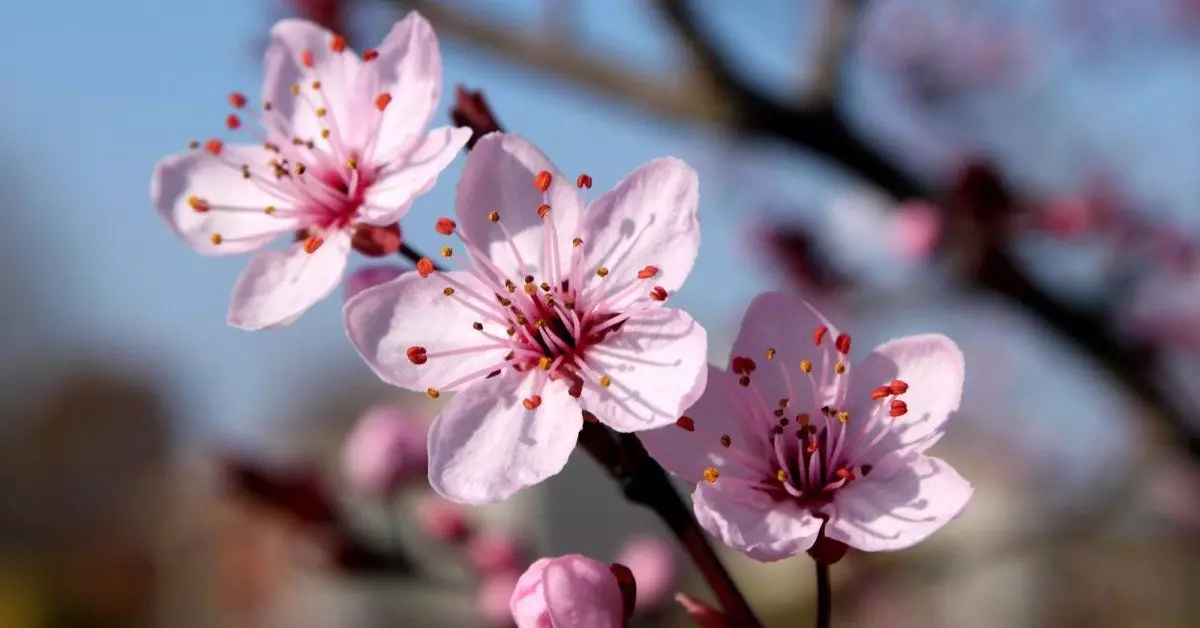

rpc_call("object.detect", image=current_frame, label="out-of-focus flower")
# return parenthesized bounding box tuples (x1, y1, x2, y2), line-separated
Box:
(477, 572, 521, 627)
(1148, 459, 1200, 530)
(614, 536, 675, 613)
(891, 200, 943, 260)
(286, 0, 347, 35)
(415, 494, 471, 543)
(153, 13, 469, 330)
(641, 291, 972, 562)
(510, 555, 629, 628)
(340, 405, 427, 495)
(467, 531, 523, 576)
(343, 265, 405, 302)
(345, 133, 708, 505)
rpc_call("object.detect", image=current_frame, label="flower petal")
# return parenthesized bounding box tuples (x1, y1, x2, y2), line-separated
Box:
(578, 307, 708, 433)
(359, 126, 471, 224)
(544, 555, 625, 628)
(692, 480, 823, 562)
(427, 372, 583, 505)
(262, 19, 362, 146)
(578, 157, 700, 295)
(729, 291, 842, 410)
(824, 454, 972, 552)
(639, 367, 773, 484)
(152, 146, 297, 255)
(844, 333, 964, 459)
(455, 133, 584, 279)
(510, 558, 553, 628)
(343, 270, 511, 393)
(363, 12, 444, 162)
(227, 231, 351, 330)
(342, 265, 405, 303)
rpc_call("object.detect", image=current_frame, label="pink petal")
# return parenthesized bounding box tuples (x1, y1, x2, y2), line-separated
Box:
(638, 367, 770, 485)
(455, 133, 584, 279)
(340, 405, 427, 495)
(844, 334, 964, 460)
(511, 557, 554, 628)
(825, 454, 972, 552)
(543, 555, 625, 628)
(577, 307, 708, 432)
(890, 200, 942, 260)
(729, 291, 841, 408)
(478, 572, 522, 627)
(343, 270, 511, 393)
(262, 19, 361, 145)
(152, 146, 297, 255)
(427, 372, 584, 505)
(359, 126, 471, 224)
(227, 231, 351, 330)
(362, 12, 444, 162)
(692, 480, 823, 562)
(614, 536, 676, 613)
(342, 265, 404, 302)
(578, 157, 700, 294)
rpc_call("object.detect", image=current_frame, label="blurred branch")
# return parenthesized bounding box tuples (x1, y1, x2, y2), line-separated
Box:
(806, 0, 862, 104)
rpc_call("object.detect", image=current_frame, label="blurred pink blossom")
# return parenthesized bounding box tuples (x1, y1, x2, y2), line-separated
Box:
(891, 200, 943, 260)
(343, 265, 405, 302)
(615, 536, 676, 613)
(510, 555, 626, 628)
(477, 571, 520, 627)
(467, 531, 523, 576)
(341, 405, 427, 495)
(415, 494, 471, 544)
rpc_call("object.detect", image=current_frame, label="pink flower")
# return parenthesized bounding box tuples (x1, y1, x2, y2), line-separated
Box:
(890, 200, 942, 260)
(477, 572, 521, 627)
(344, 133, 707, 504)
(641, 291, 972, 561)
(340, 405, 427, 494)
(467, 530, 523, 575)
(152, 13, 469, 330)
(510, 555, 627, 628)
(415, 494, 471, 543)
(614, 536, 675, 613)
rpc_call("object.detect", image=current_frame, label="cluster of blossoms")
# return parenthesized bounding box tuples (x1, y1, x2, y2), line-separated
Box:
(153, 12, 971, 627)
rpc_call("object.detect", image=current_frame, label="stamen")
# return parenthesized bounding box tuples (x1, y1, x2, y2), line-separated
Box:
(765, 348, 776, 360)
(407, 346, 428, 365)
(303, 235, 324, 254)
(225, 114, 241, 129)
(720, 434, 732, 448)
(330, 34, 346, 53)
(889, 379, 909, 394)
(837, 411, 849, 424)
(800, 359, 813, 373)
(576, 174, 593, 189)
(871, 386, 890, 400)
(488, 210, 500, 222)
(534, 170, 552, 192)
(537, 204, 551, 219)
(204, 139, 223, 155)
(210, 234, 223, 245)
(599, 375, 612, 388)
(834, 363, 846, 374)
(375, 93, 392, 111)
(187, 195, 210, 212)
(441, 246, 454, 258)
(300, 49, 314, 68)
(649, 286, 668, 301)
(472, 322, 484, 331)
(890, 400, 908, 417)
(835, 333, 852, 354)
(638, 266, 659, 279)
(703, 467, 720, 483)
(572, 237, 583, 247)
(363, 49, 379, 61)
(443, 288, 455, 296)
(522, 395, 543, 410)
(427, 388, 440, 399)
(676, 416, 696, 431)
(417, 258, 435, 278)
(596, 267, 609, 278)
(731, 357, 757, 375)
(436, 218, 456, 235)
(813, 325, 829, 346)
(776, 469, 789, 483)
(229, 92, 247, 108)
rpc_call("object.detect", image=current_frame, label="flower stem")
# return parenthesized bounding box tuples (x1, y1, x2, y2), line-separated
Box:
(815, 561, 832, 628)
(578, 422, 763, 628)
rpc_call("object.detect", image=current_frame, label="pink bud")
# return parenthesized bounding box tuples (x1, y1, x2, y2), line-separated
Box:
(1036, 196, 1094, 240)
(615, 536, 676, 613)
(415, 494, 471, 544)
(890, 200, 943, 260)
(343, 265, 404, 302)
(477, 572, 520, 627)
(468, 530, 523, 575)
(341, 405, 427, 495)
(510, 555, 625, 628)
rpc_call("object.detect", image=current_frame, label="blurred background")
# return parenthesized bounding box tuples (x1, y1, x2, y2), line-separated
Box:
(2, 0, 1199, 626)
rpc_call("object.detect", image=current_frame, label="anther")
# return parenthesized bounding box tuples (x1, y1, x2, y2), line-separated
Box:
(427, 388, 440, 399)
(836, 468, 856, 482)
(596, 267, 609, 278)
(889, 379, 909, 395)
(406, 346, 428, 365)
(375, 93, 392, 111)
(600, 375, 612, 388)
(290, 84, 300, 96)
(300, 49, 314, 68)
(228, 92, 247, 108)
(806, 440, 821, 454)
(487, 210, 500, 222)
(773, 409, 785, 418)
(187, 195, 210, 212)
(505, 279, 516, 293)
(523, 283, 537, 296)
(330, 34, 346, 53)
(797, 413, 810, 426)
(321, 129, 330, 138)
(417, 258, 435, 278)
(204, 139, 223, 155)
(263, 101, 274, 111)
(738, 375, 751, 387)
(800, 359, 813, 373)
(837, 411, 849, 424)
(779, 398, 789, 408)
(294, 163, 307, 175)
(522, 395, 543, 410)
(210, 233, 223, 245)
(719, 434, 731, 448)
(472, 322, 483, 331)
(524, 275, 534, 284)
(835, 362, 846, 374)
(537, 204, 551, 219)
(638, 266, 659, 279)
(731, 357, 757, 375)
(778, 416, 789, 426)
(649, 286, 668, 301)
(572, 237, 583, 247)
(765, 348, 776, 360)
(539, 282, 550, 292)
(703, 467, 720, 483)
(443, 287, 455, 297)
(538, 356, 552, 371)
(776, 469, 788, 483)
(303, 235, 324, 254)
(889, 400, 908, 417)
(241, 165, 251, 179)
(576, 173, 593, 189)
(835, 333, 852, 355)
(188, 140, 200, 150)
(346, 158, 357, 170)
(871, 386, 890, 400)
(533, 319, 547, 329)
(316, 107, 327, 117)
(441, 246, 453, 258)
(534, 170, 552, 192)
(813, 325, 829, 346)
(676, 416, 695, 432)
(436, 218, 457, 235)
(224, 113, 241, 130)
(363, 49, 379, 61)
(506, 327, 516, 336)
(310, 80, 321, 90)
(772, 425, 785, 436)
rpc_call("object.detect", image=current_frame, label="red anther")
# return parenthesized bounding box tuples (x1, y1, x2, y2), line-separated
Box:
(731, 356, 757, 375)
(835, 467, 856, 482)
(522, 395, 543, 410)
(330, 34, 346, 53)
(374, 92, 392, 111)
(406, 346, 428, 365)
(889, 379, 909, 394)
(576, 173, 593, 189)
(813, 325, 829, 346)
(537, 204, 551, 219)
(187, 195, 209, 212)
(204, 138, 223, 155)
(300, 49, 314, 68)
(675, 416, 695, 431)
(806, 439, 821, 454)
(303, 235, 324, 254)
(363, 49, 379, 61)
(637, 265, 659, 279)
(871, 386, 891, 401)
(889, 400, 908, 417)
(435, 218, 457, 235)
(534, 170, 552, 192)
(228, 92, 247, 109)
(835, 333, 851, 354)
(648, 286, 668, 301)
(225, 114, 241, 130)
(416, 258, 435, 278)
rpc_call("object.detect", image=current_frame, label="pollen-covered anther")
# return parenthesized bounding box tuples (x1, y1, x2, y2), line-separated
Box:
(576, 173, 593, 189)
(363, 49, 379, 61)
(522, 395, 543, 410)
(427, 388, 440, 399)
(506, 327, 516, 336)
(871, 386, 890, 400)
(596, 267, 609, 278)
(440, 246, 453, 259)
(188, 140, 200, 150)
(406, 346, 428, 365)
(890, 400, 908, 417)
(719, 434, 732, 448)
(228, 92, 247, 108)
(835, 333, 852, 355)
(294, 163, 307, 175)
(416, 258, 435, 278)
(778, 398, 789, 408)
(310, 80, 321, 91)
(435, 218, 457, 235)
(225, 114, 241, 129)
(649, 286, 668, 301)
(264, 205, 276, 215)
(210, 234, 223, 245)
(442, 287, 455, 297)
(800, 359, 813, 373)
(676, 416, 695, 432)
(599, 375, 612, 388)
(300, 49, 314, 68)
(536, 204, 551, 219)
(539, 282, 550, 292)
(837, 411, 850, 425)
(523, 283, 538, 296)
(776, 469, 788, 483)
(320, 129, 330, 138)
(813, 325, 829, 346)
(731, 357, 757, 375)
(889, 379, 909, 395)
(315, 107, 328, 117)
(290, 84, 301, 96)
(835, 468, 856, 482)
(504, 279, 517, 293)
(303, 235, 324, 254)
(797, 412, 810, 426)
(806, 440, 821, 454)
(703, 467, 720, 483)
(534, 170, 552, 192)
(472, 322, 483, 331)
(835, 362, 846, 374)
(204, 139, 223, 155)
(187, 195, 210, 212)
(330, 34, 346, 52)
(374, 92, 392, 111)
(738, 375, 751, 387)
(778, 416, 789, 427)
(487, 210, 500, 222)
(572, 237, 583, 247)
(638, 266, 659, 279)
(346, 158, 359, 170)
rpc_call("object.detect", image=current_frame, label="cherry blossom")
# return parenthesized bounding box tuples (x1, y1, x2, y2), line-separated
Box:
(345, 133, 707, 504)
(641, 291, 972, 561)
(510, 555, 627, 628)
(152, 13, 469, 329)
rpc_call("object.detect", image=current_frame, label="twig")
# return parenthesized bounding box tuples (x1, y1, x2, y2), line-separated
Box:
(815, 561, 832, 628)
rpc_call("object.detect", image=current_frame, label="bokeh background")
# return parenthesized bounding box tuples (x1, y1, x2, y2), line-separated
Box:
(2, 0, 1199, 626)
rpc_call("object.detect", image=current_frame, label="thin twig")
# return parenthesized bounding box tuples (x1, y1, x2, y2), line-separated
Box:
(815, 561, 832, 628)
